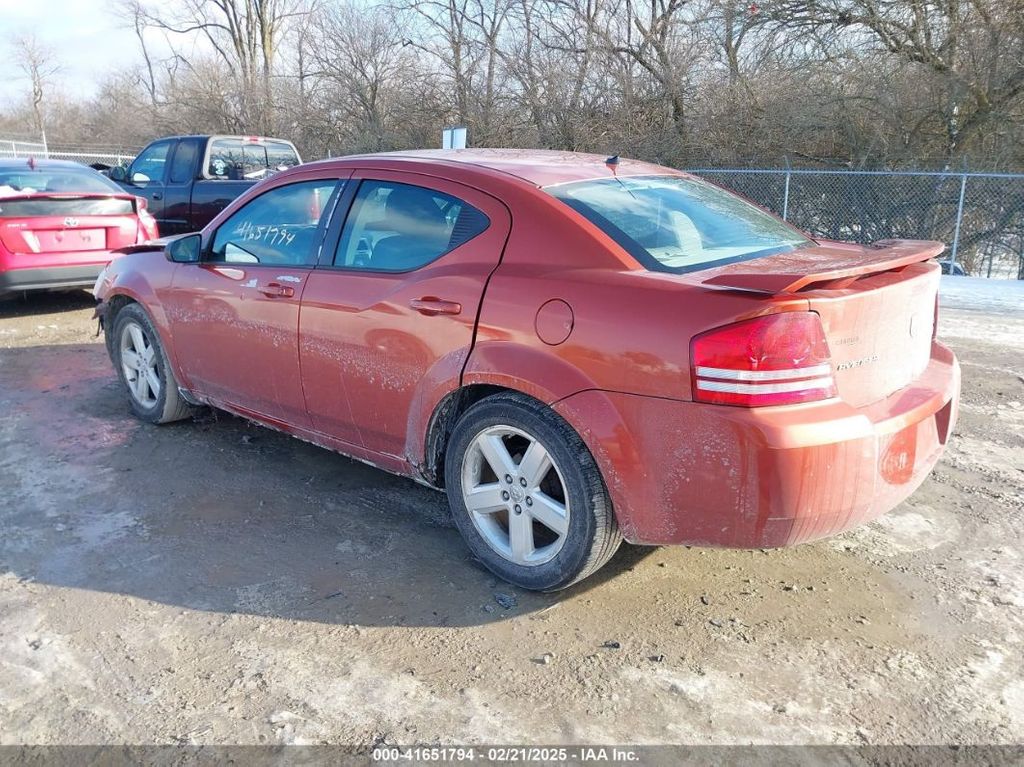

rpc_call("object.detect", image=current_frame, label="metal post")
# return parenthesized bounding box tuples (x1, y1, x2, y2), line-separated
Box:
(782, 156, 791, 221)
(949, 172, 968, 273)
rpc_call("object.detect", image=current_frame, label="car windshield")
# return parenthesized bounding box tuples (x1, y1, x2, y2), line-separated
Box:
(0, 165, 122, 196)
(547, 175, 812, 273)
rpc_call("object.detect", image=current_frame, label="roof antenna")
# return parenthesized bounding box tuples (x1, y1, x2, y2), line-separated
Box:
(604, 154, 636, 198)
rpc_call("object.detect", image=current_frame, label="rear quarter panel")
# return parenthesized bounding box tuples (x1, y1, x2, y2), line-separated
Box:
(465, 188, 807, 404)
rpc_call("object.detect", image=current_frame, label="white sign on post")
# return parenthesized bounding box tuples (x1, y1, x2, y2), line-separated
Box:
(442, 127, 468, 149)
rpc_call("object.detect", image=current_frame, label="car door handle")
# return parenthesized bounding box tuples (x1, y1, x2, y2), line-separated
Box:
(410, 297, 462, 316)
(258, 282, 295, 298)
(151, 192, 163, 200)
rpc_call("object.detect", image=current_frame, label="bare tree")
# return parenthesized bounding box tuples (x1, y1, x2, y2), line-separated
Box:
(125, 0, 310, 133)
(772, 0, 1024, 163)
(304, 3, 422, 150)
(6, 0, 1024, 182)
(10, 34, 62, 146)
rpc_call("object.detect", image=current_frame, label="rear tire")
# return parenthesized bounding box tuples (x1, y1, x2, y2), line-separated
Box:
(444, 392, 622, 591)
(109, 303, 192, 424)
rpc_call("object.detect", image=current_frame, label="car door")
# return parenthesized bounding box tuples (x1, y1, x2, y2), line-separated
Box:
(164, 172, 349, 427)
(300, 170, 511, 457)
(161, 137, 203, 236)
(127, 139, 174, 224)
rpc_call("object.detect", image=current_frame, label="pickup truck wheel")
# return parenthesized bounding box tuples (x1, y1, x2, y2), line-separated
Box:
(111, 304, 192, 424)
(445, 392, 622, 591)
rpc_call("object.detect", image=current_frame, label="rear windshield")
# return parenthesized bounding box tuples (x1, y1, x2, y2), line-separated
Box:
(547, 175, 812, 273)
(0, 166, 123, 196)
(0, 197, 133, 217)
(207, 139, 301, 180)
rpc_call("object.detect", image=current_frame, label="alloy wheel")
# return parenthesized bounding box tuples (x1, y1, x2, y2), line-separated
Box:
(119, 320, 160, 409)
(461, 425, 571, 566)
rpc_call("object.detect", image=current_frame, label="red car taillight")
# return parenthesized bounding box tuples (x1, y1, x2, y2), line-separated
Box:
(135, 196, 160, 242)
(690, 312, 837, 407)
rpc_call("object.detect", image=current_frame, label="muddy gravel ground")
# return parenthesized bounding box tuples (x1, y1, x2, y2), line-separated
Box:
(0, 288, 1021, 747)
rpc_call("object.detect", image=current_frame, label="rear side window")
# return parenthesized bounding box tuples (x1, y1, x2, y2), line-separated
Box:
(547, 175, 812, 273)
(169, 139, 200, 183)
(207, 138, 301, 180)
(209, 180, 341, 266)
(334, 180, 489, 271)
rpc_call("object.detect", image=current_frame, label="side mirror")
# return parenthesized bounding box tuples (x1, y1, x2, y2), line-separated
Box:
(166, 233, 202, 263)
(109, 166, 127, 182)
(132, 172, 151, 186)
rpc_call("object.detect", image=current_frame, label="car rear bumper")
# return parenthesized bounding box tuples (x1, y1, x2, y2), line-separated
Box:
(0, 264, 106, 295)
(553, 341, 960, 547)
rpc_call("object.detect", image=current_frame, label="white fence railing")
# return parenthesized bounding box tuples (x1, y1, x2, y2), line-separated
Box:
(0, 139, 137, 168)
(0, 139, 47, 157)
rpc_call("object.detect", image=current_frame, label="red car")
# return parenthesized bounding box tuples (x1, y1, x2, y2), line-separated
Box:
(93, 150, 960, 591)
(0, 159, 159, 298)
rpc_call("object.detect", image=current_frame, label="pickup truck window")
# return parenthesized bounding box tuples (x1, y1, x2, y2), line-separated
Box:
(267, 142, 300, 171)
(132, 141, 172, 183)
(169, 139, 200, 184)
(207, 138, 300, 180)
(209, 180, 341, 266)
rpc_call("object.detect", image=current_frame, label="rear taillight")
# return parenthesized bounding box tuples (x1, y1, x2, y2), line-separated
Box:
(690, 312, 837, 407)
(135, 196, 159, 242)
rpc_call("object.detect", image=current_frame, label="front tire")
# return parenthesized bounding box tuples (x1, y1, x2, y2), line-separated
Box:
(445, 392, 622, 591)
(110, 303, 192, 424)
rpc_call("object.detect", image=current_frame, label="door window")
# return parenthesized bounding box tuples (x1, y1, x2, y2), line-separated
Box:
(131, 141, 172, 183)
(209, 180, 341, 266)
(169, 139, 200, 184)
(334, 180, 489, 271)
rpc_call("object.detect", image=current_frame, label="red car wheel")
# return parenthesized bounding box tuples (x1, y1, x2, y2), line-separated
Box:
(445, 392, 622, 591)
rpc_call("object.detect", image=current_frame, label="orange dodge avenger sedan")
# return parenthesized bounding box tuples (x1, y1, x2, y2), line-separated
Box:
(94, 150, 960, 590)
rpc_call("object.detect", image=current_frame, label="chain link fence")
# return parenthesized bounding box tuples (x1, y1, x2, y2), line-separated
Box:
(0, 139, 137, 169)
(2, 139, 1022, 278)
(690, 168, 1024, 279)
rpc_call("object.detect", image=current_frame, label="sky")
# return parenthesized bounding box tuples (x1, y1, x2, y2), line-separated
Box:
(0, 0, 166, 120)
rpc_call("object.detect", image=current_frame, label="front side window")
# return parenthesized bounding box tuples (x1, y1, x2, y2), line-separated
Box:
(547, 175, 812, 273)
(209, 180, 341, 266)
(334, 180, 489, 271)
(131, 141, 172, 183)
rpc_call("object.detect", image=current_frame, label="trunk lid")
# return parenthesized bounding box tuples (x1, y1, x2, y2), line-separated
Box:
(0, 194, 140, 254)
(701, 239, 943, 408)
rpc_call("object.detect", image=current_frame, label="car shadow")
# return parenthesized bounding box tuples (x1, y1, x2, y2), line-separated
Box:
(0, 289, 96, 318)
(0, 341, 657, 628)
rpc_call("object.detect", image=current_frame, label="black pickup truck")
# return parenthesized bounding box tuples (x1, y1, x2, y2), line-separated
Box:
(110, 135, 302, 235)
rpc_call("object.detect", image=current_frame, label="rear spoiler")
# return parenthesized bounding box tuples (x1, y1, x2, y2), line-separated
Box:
(702, 239, 945, 294)
(0, 192, 136, 203)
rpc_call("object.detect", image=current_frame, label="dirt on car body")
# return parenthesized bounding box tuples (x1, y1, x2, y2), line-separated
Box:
(0, 289, 1021, 745)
